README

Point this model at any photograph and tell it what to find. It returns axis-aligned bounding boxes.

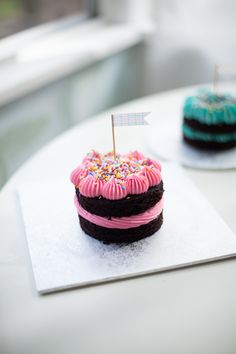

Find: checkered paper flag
[111,112,150,158]
[112,112,150,126]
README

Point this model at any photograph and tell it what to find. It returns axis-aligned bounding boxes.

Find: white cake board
[18,164,236,294]
[146,115,236,170]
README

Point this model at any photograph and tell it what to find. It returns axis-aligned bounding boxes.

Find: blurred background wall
[0,45,143,185]
[142,0,236,94]
[0,0,235,188]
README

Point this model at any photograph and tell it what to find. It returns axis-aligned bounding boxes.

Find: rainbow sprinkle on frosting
[80,151,158,182]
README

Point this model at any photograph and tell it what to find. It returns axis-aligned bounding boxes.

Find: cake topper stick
[111,114,116,158]
[213,64,219,95]
[111,112,150,158]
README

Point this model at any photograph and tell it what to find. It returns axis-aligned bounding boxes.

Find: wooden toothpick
[213,64,219,95]
[111,114,116,159]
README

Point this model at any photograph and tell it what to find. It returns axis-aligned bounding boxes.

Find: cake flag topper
[111,112,150,157]
[213,63,236,95]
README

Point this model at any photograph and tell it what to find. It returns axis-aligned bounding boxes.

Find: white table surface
[1,83,236,354]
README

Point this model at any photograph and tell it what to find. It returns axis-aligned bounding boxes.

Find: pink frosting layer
[70,151,162,200]
[75,196,164,229]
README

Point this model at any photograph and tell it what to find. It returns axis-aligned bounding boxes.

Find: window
[0,0,95,39]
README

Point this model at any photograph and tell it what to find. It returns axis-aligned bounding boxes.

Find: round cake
[182,91,236,150]
[70,150,164,243]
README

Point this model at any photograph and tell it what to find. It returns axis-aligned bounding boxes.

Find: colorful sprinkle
[80,151,159,185]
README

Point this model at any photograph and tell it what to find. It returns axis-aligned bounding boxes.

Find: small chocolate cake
[70,151,164,243]
[182,91,236,150]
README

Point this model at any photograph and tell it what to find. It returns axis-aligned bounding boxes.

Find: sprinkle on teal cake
[182,90,236,150]
[184,91,236,125]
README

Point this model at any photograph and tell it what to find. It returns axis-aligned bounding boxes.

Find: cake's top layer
[70,150,162,200]
[183,90,236,125]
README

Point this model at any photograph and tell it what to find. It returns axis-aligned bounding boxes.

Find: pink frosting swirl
[70,167,88,186]
[70,151,162,199]
[126,173,149,195]
[146,158,162,171]
[143,166,161,187]
[102,178,128,200]
[131,150,145,161]
[82,150,101,163]
[79,175,104,198]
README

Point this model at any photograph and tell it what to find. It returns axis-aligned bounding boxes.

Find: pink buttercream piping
[102,178,128,200]
[79,175,104,198]
[126,173,149,194]
[149,159,162,171]
[75,196,164,229]
[130,150,145,160]
[142,166,161,187]
[70,167,88,186]
[82,150,102,163]
[70,151,162,199]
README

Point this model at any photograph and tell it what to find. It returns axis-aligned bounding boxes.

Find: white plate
[146,115,236,170]
[18,163,236,294]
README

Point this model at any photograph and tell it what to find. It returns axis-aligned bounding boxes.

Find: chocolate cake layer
[79,212,163,243]
[76,181,164,217]
[183,136,236,150]
[184,117,236,133]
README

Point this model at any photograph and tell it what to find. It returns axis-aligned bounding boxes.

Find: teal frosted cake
[182,91,236,150]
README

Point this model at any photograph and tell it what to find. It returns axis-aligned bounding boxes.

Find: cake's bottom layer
[183,136,236,150]
[183,121,236,150]
[79,212,163,244]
